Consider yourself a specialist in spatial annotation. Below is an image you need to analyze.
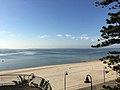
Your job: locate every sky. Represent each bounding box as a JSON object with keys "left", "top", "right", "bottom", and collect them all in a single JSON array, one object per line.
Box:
[{"left": 0, "top": 0, "right": 114, "bottom": 49}]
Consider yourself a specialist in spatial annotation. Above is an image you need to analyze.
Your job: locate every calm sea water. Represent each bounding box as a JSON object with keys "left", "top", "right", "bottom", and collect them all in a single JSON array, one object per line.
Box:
[{"left": 0, "top": 48, "right": 120, "bottom": 71}]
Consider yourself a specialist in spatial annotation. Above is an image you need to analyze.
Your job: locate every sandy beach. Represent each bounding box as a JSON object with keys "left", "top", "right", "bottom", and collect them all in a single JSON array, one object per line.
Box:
[{"left": 0, "top": 60, "right": 117, "bottom": 90}]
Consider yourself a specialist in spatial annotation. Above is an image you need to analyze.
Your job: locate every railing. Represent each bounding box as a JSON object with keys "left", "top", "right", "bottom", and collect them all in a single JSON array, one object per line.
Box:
[{"left": 43, "top": 66, "right": 117, "bottom": 90}]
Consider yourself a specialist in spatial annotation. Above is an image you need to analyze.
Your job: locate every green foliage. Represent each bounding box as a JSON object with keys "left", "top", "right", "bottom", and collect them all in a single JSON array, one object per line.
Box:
[
  {"left": 13, "top": 74, "right": 35, "bottom": 86},
  {"left": 12, "top": 75, "right": 29, "bottom": 86},
  {"left": 18, "top": 75, "right": 29, "bottom": 86},
  {"left": 92, "top": 0, "right": 120, "bottom": 90}
]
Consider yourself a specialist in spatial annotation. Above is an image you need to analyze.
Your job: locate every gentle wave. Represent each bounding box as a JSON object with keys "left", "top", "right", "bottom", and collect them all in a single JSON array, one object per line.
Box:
[{"left": 0, "top": 48, "right": 119, "bottom": 71}]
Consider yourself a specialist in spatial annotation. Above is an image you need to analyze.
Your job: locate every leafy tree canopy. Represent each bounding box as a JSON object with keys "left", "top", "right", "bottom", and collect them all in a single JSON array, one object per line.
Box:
[{"left": 92, "top": 0, "right": 120, "bottom": 89}]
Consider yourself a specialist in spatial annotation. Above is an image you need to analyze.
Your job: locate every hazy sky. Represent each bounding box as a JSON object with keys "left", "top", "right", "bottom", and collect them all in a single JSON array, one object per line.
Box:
[{"left": 0, "top": 0, "right": 111, "bottom": 49}]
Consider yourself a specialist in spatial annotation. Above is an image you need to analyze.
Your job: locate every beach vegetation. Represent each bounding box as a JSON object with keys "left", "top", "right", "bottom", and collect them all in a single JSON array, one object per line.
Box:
[
  {"left": 12, "top": 74, "right": 52, "bottom": 90},
  {"left": 12, "top": 74, "right": 35, "bottom": 86},
  {"left": 92, "top": 0, "right": 120, "bottom": 90}
]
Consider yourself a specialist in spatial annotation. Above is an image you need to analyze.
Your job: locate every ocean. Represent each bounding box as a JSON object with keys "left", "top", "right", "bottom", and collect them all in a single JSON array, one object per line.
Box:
[{"left": 0, "top": 48, "right": 119, "bottom": 71}]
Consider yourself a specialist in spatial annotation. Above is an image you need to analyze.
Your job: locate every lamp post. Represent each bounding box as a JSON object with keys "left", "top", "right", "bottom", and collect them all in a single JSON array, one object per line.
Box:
[
  {"left": 103, "top": 66, "right": 107, "bottom": 83},
  {"left": 84, "top": 74, "right": 92, "bottom": 90},
  {"left": 64, "top": 71, "right": 68, "bottom": 90}
]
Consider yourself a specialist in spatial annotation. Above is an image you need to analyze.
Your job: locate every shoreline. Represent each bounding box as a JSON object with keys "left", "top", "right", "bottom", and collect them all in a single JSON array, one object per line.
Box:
[
  {"left": 0, "top": 60, "right": 117, "bottom": 90},
  {"left": 0, "top": 59, "right": 98, "bottom": 72},
  {"left": 0, "top": 60, "right": 99, "bottom": 74}
]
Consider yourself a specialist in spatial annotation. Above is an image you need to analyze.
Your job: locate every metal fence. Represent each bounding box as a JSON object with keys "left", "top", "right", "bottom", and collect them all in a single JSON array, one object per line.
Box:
[{"left": 43, "top": 67, "right": 117, "bottom": 90}]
